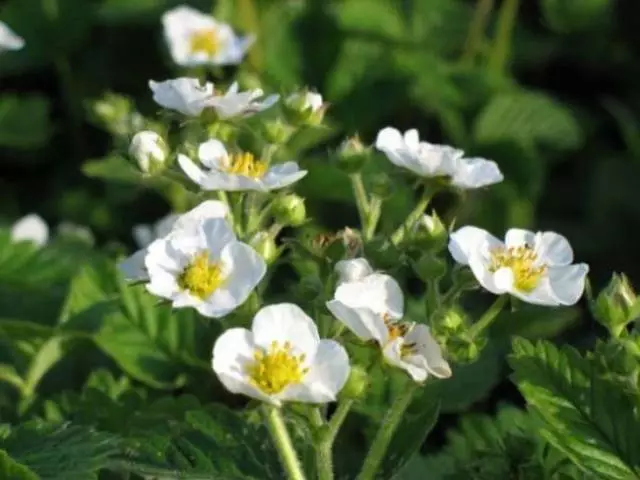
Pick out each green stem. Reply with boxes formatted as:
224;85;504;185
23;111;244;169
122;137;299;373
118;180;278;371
461;0;495;64
364;195;382;241
390;190;434;245
468;294;507;339
488;0;520;74
263;406;307;480
426;279;441;321
350;173;370;231
217;191;237;232
316;399;355;480
357;383;418;480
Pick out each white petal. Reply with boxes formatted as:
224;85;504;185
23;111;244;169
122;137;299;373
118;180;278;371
149;78;213;116
493;267;515;293
261;163;308;190
118;248;149;282
280;340;350;403
201;218;236;257
173;200;229;232
198;139;229;169
154;214;180;238
132;224;154;248
326;299;383;342
548;264;589;306
212;328;276;404
382;339;428;382
468;253;505;295
0;21;24;52
504;228;536;248
448;226;500;265
405;324;452;379
403;129;420;150
197;241;266;318
511;277;560;306
146;268;180;299
11;214;48;247
145;237;189;274
535;231;574;266
334;273;404;318
335;258;373;283
375;127;410;168
451;157;503;189
251;303;320;356
178;153;210;187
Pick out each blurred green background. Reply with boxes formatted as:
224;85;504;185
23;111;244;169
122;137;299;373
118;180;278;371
1;0;639;288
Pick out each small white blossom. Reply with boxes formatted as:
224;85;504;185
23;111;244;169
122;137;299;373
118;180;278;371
144;217;266;318
212;303;350;405
129;131;167;173
326;261;451;382
286;91;324;113
11;214;48;247
448;226;589;306
162;5;253;67
149;77;214;116
375;127;503;189
203;82;279;119
178;139;306;192
0;21;24;52
119;200;229;282
335;258;374;284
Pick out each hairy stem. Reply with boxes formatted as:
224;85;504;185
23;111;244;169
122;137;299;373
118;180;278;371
468;294;508;339
350;173;370;232
263;406;307;480
316;399;354;480
390;190;433;245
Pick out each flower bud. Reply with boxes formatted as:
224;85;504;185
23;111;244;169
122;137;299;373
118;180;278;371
339;365;369;399
263;119;294;145
338;227;363;258
592;273;639;337
412;253;446;283
129;131;168;174
337;135;370;173
370;173;393;199
250;231;279;264
206;122;235;143
285;90;326;125
412;211;448;252
272;194;307;227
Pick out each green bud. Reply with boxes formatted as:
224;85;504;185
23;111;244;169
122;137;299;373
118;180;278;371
339;365;369;400
434;307;467;332
272;194;307;227
206;122;235;143
263;119;294;145
451;264;478;291
91;93;144;137
370;173;393;199
412;211;448;252
250;232;279;264
592;273;639;337
337;135;370;173
284;90;326;126
412;253;446;282
129;131;168;175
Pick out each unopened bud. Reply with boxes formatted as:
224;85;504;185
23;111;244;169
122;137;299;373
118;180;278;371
263;119;294;144
285;90;326;125
370;173;393;199
129;131;167;174
250;232;279;264
340;365;369;399
272;194;307;227
412;253;446;282
206;122;235;143
337;135;370;173
593;273;639;337
412;211;448;252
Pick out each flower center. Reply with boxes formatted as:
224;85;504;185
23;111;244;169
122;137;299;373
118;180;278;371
225;152;268;178
246;341;309;395
383;313;410;342
189;28;222;56
177;251;225;299
489;245;547;292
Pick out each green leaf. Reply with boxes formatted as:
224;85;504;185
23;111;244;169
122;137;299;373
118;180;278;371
0;422;120;480
0;95;52;150
0;450;39;480
509;338;640;479
474;91;583;153
541;0;613;33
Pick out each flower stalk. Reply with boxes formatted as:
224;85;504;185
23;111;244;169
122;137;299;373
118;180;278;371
390;189;434;245
315;399;355;480
263;406;307;480
357;381;418;480
468;294;507;339
350;173;370;232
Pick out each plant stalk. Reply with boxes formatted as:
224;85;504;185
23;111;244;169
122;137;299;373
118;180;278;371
488;0;520;74
350;173;370;233
263;406;307;480
390;190;434;245
468;294;508;339
316;399;354;480
461;0;496;64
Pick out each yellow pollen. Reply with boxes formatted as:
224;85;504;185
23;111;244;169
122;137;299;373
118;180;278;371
225;152;268;178
246;341;309;395
177;251;225;299
189;28;222;56
383;313;410;342
489;245;547;292
400;342;417;358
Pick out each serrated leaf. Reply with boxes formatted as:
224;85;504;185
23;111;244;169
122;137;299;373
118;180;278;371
0;95;52;150
474;91;583;153
0;450;39;480
509;338;640;479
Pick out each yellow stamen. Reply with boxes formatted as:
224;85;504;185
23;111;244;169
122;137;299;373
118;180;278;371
225;152;268;178
489;245;547;292
189;28;222;57
400;342;417;357
246;341;309;395
177;251;225;299
383;313;410;342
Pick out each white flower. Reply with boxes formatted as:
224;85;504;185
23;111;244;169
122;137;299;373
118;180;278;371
144;217;266;318
286;91;324;113
203;82;279;119
178;139;306;192
326;264;451;382
375;127;503;189
149;77;214;116
335;258;374;284
0;21;24;52
11;214;48;247
119;200;229;282
129;131;167;173
212;303;350;405
162;5;253;67
448;226;589;306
